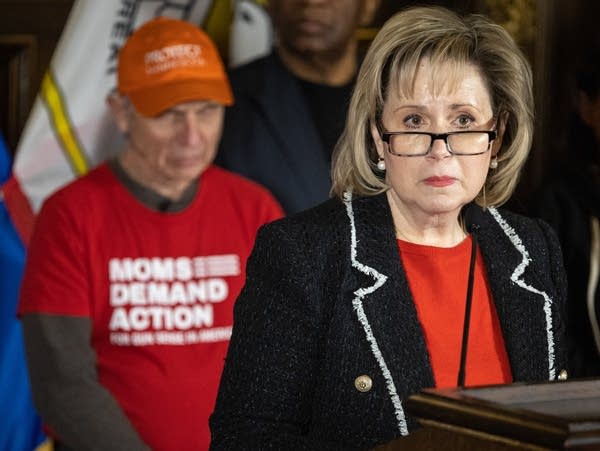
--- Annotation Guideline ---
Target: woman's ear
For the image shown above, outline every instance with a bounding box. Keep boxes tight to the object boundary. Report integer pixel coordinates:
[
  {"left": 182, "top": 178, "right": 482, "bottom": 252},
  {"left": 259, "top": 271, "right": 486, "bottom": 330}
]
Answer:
[
  {"left": 370, "top": 121, "right": 385, "bottom": 160},
  {"left": 491, "top": 111, "right": 509, "bottom": 157}
]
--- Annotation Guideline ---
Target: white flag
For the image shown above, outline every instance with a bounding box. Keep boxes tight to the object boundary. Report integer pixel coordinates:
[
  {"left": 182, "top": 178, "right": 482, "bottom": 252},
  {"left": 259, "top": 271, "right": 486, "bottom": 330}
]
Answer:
[
  {"left": 2, "top": 0, "right": 217, "bottom": 243},
  {"left": 229, "top": 0, "right": 272, "bottom": 68}
]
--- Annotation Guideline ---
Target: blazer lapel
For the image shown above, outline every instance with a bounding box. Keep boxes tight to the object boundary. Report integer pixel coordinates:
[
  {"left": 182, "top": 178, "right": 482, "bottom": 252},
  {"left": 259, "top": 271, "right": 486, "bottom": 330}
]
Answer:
[
  {"left": 476, "top": 206, "right": 554, "bottom": 381},
  {"left": 347, "top": 199, "right": 555, "bottom": 384},
  {"left": 344, "top": 193, "right": 434, "bottom": 435},
  {"left": 343, "top": 197, "right": 556, "bottom": 436}
]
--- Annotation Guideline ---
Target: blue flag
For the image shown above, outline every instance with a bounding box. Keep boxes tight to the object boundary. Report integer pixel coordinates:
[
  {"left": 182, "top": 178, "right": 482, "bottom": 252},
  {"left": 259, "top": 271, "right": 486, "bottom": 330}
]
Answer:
[{"left": 0, "top": 134, "right": 46, "bottom": 450}]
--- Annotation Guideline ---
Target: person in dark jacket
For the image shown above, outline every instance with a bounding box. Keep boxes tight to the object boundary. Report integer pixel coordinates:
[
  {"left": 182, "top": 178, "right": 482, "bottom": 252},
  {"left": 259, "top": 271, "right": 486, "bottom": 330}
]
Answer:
[
  {"left": 531, "top": 47, "right": 600, "bottom": 377},
  {"left": 210, "top": 6, "right": 568, "bottom": 450},
  {"left": 216, "top": 0, "right": 380, "bottom": 214}
]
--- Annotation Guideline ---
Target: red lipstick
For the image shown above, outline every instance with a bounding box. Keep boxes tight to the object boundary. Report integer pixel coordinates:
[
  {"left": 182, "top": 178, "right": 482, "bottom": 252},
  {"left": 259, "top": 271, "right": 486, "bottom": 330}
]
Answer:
[{"left": 424, "top": 176, "right": 455, "bottom": 187}]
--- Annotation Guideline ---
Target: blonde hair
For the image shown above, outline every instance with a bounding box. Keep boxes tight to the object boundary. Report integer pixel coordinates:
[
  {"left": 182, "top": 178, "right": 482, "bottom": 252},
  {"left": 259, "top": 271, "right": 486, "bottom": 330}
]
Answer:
[{"left": 331, "top": 6, "right": 534, "bottom": 207}]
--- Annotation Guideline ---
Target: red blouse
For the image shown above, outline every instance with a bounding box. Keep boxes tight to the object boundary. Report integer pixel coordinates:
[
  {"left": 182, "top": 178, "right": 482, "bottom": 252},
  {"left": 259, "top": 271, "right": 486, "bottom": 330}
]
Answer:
[{"left": 397, "top": 237, "right": 513, "bottom": 388}]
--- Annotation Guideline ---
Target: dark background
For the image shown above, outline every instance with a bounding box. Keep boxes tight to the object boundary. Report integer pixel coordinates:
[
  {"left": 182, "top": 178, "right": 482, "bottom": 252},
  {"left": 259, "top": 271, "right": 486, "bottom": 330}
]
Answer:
[{"left": 1, "top": 0, "right": 598, "bottom": 208}]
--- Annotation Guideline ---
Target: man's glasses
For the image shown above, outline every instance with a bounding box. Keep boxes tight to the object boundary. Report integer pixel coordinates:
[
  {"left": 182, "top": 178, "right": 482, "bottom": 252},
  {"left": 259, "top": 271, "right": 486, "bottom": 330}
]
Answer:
[{"left": 380, "top": 128, "right": 497, "bottom": 157}]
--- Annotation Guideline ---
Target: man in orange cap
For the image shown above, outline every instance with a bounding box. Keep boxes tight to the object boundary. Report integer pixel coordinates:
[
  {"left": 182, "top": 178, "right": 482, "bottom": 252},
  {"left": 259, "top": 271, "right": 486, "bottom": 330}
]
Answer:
[{"left": 18, "top": 17, "right": 282, "bottom": 451}]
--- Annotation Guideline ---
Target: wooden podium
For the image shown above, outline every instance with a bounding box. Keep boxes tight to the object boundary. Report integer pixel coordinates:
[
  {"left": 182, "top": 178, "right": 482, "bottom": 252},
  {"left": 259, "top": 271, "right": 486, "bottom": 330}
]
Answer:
[{"left": 375, "top": 379, "right": 600, "bottom": 450}]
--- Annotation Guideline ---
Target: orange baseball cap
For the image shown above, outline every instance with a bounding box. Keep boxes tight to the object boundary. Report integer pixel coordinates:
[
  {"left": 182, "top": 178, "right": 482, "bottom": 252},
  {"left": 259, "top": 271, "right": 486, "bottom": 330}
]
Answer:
[{"left": 117, "top": 16, "right": 233, "bottom": 117}]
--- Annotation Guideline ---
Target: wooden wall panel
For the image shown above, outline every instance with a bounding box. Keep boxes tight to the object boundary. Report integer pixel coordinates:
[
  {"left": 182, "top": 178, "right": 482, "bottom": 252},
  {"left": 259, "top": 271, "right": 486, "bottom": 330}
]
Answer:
[
  {"left": 0, "top": 34, "right": 37, "bottom": 153},
  {"left": 540, "top": 1, "right": 600, "bottom": 170},
  {"left": 0, "top": 0, "right": 73, "bottom": 153}
]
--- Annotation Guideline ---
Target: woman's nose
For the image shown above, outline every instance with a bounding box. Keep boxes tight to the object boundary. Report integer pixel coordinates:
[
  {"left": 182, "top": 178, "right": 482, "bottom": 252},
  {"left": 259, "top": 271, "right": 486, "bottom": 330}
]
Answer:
[{"left": 427, "top": 136, "right": 451, "bottom": 158}]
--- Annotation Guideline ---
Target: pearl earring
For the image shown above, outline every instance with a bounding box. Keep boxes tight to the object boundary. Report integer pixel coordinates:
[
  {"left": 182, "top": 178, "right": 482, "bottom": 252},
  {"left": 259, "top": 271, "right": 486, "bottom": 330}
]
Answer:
[
  {"left": 377, "top": 158, "right": 386, "bottom": 171},
  {"left": 489, "top": 157, "right": 498, "bottom": 169}
]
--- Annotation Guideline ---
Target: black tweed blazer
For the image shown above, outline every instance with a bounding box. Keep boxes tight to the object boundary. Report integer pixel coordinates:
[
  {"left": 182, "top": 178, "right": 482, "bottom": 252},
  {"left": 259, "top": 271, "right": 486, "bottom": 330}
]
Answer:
[{"left": 210, "top": 193, "right": 568, "bottom": 450}]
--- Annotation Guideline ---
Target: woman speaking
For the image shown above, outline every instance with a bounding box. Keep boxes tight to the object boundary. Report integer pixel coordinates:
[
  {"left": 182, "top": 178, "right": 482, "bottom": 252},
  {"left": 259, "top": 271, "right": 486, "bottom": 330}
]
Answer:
[{"left": 210, "top": 6, "right": 568, "bottom": 450}]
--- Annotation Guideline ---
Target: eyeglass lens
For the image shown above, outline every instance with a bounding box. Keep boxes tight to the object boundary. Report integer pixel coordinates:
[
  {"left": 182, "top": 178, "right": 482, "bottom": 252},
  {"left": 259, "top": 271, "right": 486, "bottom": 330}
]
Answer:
[{"left": 389, "top": 132, "right": 490, "bottom": 155}]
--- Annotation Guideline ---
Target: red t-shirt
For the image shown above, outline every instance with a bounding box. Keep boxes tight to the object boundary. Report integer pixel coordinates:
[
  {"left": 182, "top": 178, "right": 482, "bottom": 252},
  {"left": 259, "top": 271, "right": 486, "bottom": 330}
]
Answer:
[
  {"left": 19, "top": 163, "right": 283, "bottom": 450},
  {"left": 397, "top": 237, "right": 512, "bottom": 388}
]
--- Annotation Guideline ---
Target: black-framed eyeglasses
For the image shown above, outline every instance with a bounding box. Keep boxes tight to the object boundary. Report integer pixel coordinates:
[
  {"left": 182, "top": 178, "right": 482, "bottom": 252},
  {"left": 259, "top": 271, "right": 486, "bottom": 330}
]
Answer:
[{"left": 380, "top": 129, "right": 497, "bottom": 157}]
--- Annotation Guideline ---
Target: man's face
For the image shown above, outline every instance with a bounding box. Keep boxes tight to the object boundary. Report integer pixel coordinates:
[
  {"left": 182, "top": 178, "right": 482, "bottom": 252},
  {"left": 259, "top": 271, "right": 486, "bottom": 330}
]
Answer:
[
  {"left": 268, "top": 0, "right": 368, "bottom": 59},
  {"left": 117, "top": 99, "right": 225, "bottom": 193}
]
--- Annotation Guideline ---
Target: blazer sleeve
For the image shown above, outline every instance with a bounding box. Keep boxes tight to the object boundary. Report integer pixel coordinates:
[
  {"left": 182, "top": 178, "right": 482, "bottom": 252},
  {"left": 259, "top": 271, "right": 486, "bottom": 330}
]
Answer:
[{"left": 209, "top": 221, "right": 340, "bottom": 450}]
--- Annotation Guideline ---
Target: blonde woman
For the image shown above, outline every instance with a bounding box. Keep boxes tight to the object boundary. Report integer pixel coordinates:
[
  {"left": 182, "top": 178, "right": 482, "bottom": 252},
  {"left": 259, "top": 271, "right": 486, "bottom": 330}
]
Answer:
[{"left": 210, "top": 6, "right": 568, "bottom": 450}]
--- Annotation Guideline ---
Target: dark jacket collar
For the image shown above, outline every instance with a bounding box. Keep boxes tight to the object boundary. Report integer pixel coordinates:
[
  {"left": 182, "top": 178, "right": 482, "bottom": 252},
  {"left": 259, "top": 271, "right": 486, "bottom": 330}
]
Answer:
[
  {"left": 346, "top": 193, "right": 554, "bottom": 385},
  {"left": 239, "top": 52, "right": 331, "bottom": 198}
]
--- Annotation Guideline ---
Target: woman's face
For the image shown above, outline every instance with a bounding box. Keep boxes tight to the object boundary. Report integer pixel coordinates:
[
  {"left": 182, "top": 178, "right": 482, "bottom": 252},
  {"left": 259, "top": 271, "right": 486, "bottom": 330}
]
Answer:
[{"left": 372, "top": 58, "right": 497, "bottom": 221}]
